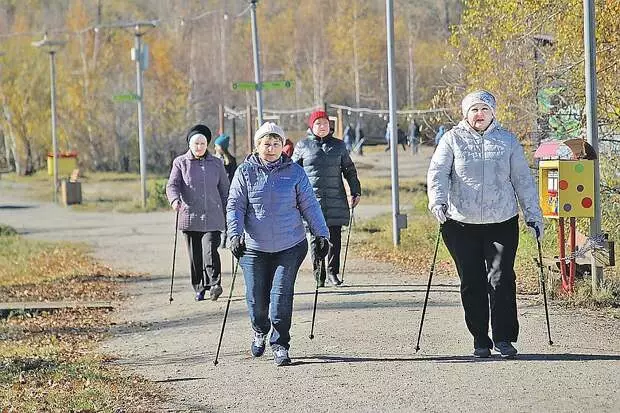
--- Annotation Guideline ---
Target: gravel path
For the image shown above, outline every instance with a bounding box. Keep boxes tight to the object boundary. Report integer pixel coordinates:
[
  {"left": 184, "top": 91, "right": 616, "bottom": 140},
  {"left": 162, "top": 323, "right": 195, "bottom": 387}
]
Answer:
[{"left": 1, "top": 149, "right": 619, "bottom": 412}]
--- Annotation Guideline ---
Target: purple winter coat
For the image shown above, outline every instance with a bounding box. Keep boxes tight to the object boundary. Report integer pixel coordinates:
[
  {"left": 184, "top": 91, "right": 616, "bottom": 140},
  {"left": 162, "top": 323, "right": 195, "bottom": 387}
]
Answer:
[{"left": 166, "top": 150, "right": 229, "bottom": 232}]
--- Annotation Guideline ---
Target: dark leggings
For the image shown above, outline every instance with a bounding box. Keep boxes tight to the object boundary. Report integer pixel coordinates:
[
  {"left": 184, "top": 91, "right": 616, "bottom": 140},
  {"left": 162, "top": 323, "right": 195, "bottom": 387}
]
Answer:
[{"left": 441, "top": 216, "right": 519, "bottom": 349}]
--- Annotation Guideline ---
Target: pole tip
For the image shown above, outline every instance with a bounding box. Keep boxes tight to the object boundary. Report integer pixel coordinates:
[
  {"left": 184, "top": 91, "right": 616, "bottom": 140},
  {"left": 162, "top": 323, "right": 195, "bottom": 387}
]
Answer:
[
  {"left": 309, "top": 334, "right": 314, "bottom": 340},
  {"left": 213, "top": 360, "right": 218, "bottom": 366},
  {"left": 415, "top": 346, "right": 420, "bottom": 353},
  {"left": 169, "top": 297, "right": 173, "bottom": 303},
  {"left": 549, "top": 340, "right": 553, "bottom": 345}
]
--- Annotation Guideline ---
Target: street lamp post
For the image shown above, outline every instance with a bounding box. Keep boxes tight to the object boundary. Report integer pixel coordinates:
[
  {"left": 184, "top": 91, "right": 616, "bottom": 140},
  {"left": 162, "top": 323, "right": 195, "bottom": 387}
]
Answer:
[
  {"left": 33, "top": 35, "right": 66, "bottom": 204},
  {"left": 249, "top": 0, "right": 264, "bottom": 125}
]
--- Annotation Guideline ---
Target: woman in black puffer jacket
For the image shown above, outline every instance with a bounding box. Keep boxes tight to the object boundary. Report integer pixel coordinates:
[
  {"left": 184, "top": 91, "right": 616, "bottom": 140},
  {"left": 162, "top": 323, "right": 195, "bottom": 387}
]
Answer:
[{"left": 292, "top": 110, "right": 362, "bottom": 287}]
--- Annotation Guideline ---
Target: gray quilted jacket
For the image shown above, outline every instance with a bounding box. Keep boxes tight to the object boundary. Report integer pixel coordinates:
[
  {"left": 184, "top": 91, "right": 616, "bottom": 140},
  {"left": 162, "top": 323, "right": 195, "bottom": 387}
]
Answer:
[
  {"left": 427, "top": 120, "right": 542, "bottom": 225},
  {"left": 166, "top": 150, "right": 229, "bottom": 232},
  {"left": 292, "top": 133, "right": 361, "bottom": 226}
]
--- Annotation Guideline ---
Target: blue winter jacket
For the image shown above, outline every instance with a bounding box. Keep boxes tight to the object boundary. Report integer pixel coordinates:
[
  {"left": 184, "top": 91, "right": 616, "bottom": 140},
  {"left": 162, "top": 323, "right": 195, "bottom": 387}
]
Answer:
[{"left": 226, "top": 153, "right": 329, "bottom": 253}]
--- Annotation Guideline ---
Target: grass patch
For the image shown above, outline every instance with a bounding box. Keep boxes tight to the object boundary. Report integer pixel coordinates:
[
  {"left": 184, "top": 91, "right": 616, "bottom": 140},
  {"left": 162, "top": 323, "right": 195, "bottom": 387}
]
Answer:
[
  {"left": 354, "top": 191, "right": 620, "bottom": 310},
  {"left": 359, "top": 177, "right": 427, "bottom": 205},
  {"left": 0, "top": 232, "right": 165, "bottom": 410}
]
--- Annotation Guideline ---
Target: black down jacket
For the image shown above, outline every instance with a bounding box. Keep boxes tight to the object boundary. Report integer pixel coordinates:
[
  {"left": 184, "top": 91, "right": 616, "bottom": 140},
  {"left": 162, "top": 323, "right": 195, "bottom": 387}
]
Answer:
[{"left": 292, "top": 133, "right": 361, "bottom": 226}]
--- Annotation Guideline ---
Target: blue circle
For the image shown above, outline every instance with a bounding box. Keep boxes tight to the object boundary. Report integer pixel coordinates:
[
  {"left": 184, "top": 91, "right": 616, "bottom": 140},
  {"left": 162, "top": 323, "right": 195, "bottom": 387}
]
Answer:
[
  {"left": 577, "top": 184, "right": 584, "bottom": 192},
  {"left": 563, "top": 203, "right": 572, "bottom": 212}
]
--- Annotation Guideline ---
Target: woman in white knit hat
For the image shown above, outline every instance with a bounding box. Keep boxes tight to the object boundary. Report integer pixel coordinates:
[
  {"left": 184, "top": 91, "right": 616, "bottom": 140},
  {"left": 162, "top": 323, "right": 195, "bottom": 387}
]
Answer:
[
  {"left": 427, "top": 90, "right": 543, "bottom": 359},
  {"left": 226, "top": 122, "right": 329, "bottom": 366}
]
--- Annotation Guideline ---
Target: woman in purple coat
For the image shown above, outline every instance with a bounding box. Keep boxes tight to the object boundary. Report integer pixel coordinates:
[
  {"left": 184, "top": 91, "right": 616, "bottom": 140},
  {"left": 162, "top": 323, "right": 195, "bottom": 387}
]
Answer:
[{"left": 167, "top": 124, "right": 230, "bottom": 302}]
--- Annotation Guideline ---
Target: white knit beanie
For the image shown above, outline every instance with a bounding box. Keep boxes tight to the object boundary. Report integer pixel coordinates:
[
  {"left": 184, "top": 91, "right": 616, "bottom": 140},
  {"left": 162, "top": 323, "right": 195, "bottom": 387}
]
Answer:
[
  {"left": 461, "top": 90, "right": 497, "bottom": 118},
  {"left": 254, "top": 122, "right": 286, "bottom": 145}
]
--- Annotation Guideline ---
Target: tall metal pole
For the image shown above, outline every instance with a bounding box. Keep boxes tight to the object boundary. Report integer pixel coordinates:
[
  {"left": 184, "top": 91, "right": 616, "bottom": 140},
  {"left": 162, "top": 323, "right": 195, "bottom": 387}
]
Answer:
[
  {"left": 49, "top": 51, "right": 59, "bottom": 204},
  {"left": 249, "top": 0, "right": 264, "bottom": 126},
  {"left": 135, "top": 32, "right": 147, "bottom": 209},
  {"left": 386, "top": 0, "right": 401, "bottom": 245},
  {"left": 583, "top": 0, "right": 603, "bottom": 289}
]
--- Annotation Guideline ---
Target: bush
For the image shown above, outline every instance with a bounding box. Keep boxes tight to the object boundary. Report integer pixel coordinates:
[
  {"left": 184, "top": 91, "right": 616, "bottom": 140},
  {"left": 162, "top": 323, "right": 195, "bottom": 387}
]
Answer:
[
  {"left": 146, "top": 179, "right": 169, "bottom": 211},
  {"left": 0, "top": 224, "right": 17, "bottom": 237}
]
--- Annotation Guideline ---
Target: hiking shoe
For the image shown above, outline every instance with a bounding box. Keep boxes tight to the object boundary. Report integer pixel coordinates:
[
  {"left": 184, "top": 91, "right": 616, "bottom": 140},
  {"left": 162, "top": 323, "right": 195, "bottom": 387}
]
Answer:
[
  {"left": 272, "top": 345, "right": 291, "bottom": 366},
  {"left": 251, "top": 332, "right": 267, "bottom": 357},
  {"left": 209, "top": 284, "right": 223, "bottom": 301},
  {"left": 327, "top": 273, "right": 343, "bottom": 287},
  {"left": 473, "top": 347, "right": 491, "bottom": 358},
  {"left": 494, "top": 341, "right": 518, "bottom": 358},
  {"left": 194, "top": 289, "right": 206, "bottom": 301}
]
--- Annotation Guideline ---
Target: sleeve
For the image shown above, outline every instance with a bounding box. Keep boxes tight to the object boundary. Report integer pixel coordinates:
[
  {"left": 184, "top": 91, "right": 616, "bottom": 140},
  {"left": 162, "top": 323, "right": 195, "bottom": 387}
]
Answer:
[
  {"left": 341, "top": 149, "right": 361, "bottom": 196},
  {"left": 510, "top": 138, "right": 543, "bottom": 224},
  {"left": 226, "top": 166, "right": 249, "bottom": 239},
  {"left": 426, "top": 134, "right": 454, "bottom": 210},
  {"left": 296, "top": 167, "right": 329, "bottom": 238},
  {"left": 217, "top": 160, "right": 230, "bottom": 215},
  {"left": 291, "top": 140, "right": 303, "bottom": 166},
  {"left": 166, "top": 159, "right": 182, "bottom": 206}
]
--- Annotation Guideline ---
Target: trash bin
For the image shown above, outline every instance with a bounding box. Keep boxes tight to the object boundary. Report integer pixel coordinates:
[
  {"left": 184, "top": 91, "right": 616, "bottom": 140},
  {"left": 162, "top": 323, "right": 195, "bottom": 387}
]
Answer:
[
  {"left": 61, "top": 179, "right": 82, "bottom": 206},
  {"left": 47, "top": 151, "right": 78, "bottom": 177}
]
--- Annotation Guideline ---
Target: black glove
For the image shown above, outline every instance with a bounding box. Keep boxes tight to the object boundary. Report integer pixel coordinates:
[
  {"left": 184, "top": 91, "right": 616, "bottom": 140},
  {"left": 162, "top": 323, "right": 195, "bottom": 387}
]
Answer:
[
  {"left": 229, "top": 236, "right": 246, "bottom": 259},
  {"left": 313, "top": 236, "right": 330, "bottom": 260}
]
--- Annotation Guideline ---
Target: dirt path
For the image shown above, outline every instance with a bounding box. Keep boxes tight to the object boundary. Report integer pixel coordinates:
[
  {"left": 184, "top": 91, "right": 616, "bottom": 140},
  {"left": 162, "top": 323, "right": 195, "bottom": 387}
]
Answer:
[{"left": 1, "top": 150, "right": 619, "bottom": 412}]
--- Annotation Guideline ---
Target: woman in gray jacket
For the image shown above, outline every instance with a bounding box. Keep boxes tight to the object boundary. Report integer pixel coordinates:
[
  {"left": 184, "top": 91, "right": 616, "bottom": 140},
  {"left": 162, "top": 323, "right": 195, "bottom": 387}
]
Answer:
[
  {"left": 427, "top": 90, "right": 543, "bottom": 359},
  {"left": 227, "top": 122, "right": 329, "bottom": 367},
  {"left": 167, "top": 124, "right": 229, "bottom": 302}
]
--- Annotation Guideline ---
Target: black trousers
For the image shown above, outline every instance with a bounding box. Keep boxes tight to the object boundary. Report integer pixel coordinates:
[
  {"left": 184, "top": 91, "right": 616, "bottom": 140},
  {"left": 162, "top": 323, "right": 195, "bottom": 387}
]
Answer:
[
  {"left": 183, "top": 231, "right": 222, "bottom": 292},
  {"left": 441, "top": 216, "right": 519, "bottom": 349},
  {"left": 311, "top": 225, "right": 342, "bottom": 282}
]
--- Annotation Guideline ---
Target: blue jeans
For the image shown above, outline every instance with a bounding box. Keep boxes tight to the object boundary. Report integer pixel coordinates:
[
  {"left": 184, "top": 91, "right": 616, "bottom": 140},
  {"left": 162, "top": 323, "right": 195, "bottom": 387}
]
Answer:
[{"left": 239, "top": 239, "right": 308, "bottom": 350}]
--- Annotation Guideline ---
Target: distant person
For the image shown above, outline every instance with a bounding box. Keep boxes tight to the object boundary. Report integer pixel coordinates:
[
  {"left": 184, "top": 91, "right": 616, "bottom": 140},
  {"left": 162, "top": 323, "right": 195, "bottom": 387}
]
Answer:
[
  {"left": 435, "top": 125, "right": 446, "bottom": 146},
  {"left": 293, "top": 110, "right": 361, "bottom": 287},
  {"left": 343, "top": 124, "right": 354, "bottom": 153},
  {"left": 427, "top": 90, "right": 543, "bottom": 359},
  {"left": 227, "top": 122, "right": 329, "bottom": 366},
  {"left": 354, "top": 121, "right": 365, "bottom": 155},
  {"left": 167, "top": 124, "right": 229, "bottom": 302},
  {"left": 214, "top": 134, "right": 237, "bottom": 183},
  {"left": 385, "top": 123, "right": 407, "bottom": 151},
  {"left": 409, "top": 120, "right": 421, "bottom": 155},
  {"left": 282, "top": 137, "right": 295, "bottom": 158}
]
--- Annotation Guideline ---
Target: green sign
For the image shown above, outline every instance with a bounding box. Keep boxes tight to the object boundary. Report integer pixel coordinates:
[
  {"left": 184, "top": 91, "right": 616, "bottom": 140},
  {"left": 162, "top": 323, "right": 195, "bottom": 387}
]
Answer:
[
  {"left": 113, "top": 93, "right": 140, "bottom": 102},
  {"left": 261, "top": 80, "right": 294, "bottom": 90},
  {"left": 232, "top": 81, "right": 257, "bottom": 91},
  {"left": 231, "top": 80, "right": 294, "bottom": 91}
]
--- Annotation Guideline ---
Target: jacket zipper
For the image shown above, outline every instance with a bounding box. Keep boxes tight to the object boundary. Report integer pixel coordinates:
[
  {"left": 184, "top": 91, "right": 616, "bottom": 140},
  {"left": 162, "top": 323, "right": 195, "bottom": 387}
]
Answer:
[{"left": 480, "top": 133, "right": 485, "bottom": 223}]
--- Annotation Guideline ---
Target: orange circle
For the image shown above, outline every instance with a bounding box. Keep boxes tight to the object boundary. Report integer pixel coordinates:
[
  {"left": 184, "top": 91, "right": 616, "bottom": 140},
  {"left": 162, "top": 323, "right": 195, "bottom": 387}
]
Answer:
[
  {"left": 559, "top": 180, "right": 569, "bottom": 190},
  {"left": 582, "top": 197, "right": 593, "bottom": 208}
]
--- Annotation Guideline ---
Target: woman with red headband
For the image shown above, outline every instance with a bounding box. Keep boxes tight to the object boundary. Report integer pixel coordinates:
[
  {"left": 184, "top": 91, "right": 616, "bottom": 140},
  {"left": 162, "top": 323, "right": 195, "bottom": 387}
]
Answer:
[{"left": 292, "top": 110, "right": 362, "bottom": 287}]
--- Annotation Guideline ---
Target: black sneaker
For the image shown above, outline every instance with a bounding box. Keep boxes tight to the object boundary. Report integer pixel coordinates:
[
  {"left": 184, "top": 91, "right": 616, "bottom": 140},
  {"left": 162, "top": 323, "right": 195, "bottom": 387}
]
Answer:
[
  {"left": 327, "top": 273, "right": 342, "bottom": 287},
  {"left": 251, "top": 332, "right": 266, "bottom": 357},
  {"left": 209, "top": 285, "right": 223, "bottom": 301},
  {"left": 473, "top": 347, "right": 491, "bottom": 358},
  {"left": 494, "top": 341, "right": 518, "bottom": 358},
  {"left": 272, "top": 344, "right": 291, "bottom": 366}
]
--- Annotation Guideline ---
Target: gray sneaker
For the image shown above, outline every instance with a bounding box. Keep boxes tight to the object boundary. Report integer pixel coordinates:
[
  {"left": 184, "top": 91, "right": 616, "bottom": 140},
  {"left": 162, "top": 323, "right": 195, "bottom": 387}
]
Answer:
[
  {"left": 209, "top": 284, "right": 223, "bottom": 301},
  {"left": 251, "top": 332, "right": 266, "bottom": 357},
  {"left": 272, "top": 345, "right": 291, "bottom": 366},
  {"left": 494, "top": 341, "right": 518, "bottom": 358}
]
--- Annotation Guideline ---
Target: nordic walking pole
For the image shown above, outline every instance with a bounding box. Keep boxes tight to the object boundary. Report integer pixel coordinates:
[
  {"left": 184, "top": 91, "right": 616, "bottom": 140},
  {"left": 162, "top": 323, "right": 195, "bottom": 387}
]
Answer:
[
  {"left": 168, "top": 209, "right": 180, "bottom": 304},
  {"left": 309, "top": 257, "right": 324, "bottom": 340},
  {"left": 213, "top": 257, "right": 240, "bottom": 366},
  {"left": 340, "top": 207, "right": 355, "bottom": 283},
  {"left": 536, "top": 238, "right": 553, "bottom": 345},
  {"left": 415, "top": 227, "right": 442, "bottom": 352}
]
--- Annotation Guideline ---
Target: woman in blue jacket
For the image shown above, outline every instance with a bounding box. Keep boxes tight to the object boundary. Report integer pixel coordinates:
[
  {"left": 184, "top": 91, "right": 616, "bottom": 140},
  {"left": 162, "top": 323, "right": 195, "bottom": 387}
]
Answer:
[{"left": 227, "top": 122, "right": 329, "bottom": 367}]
